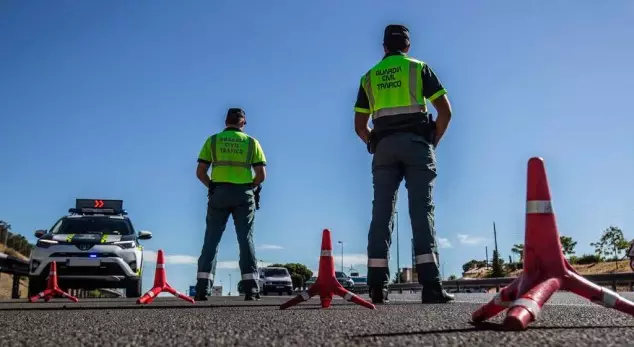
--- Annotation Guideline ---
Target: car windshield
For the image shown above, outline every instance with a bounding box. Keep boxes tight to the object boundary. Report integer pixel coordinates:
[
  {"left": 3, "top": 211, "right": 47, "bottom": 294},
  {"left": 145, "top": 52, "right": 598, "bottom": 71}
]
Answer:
[
  {"left": 263, "top": 268, "right": 288, "bottom": 277},
  {"left": 51, "top": 217, "right": 133, "bottom": 235},
  {"left": 335, "top": 272, "right": 347, "bottom": 278}
]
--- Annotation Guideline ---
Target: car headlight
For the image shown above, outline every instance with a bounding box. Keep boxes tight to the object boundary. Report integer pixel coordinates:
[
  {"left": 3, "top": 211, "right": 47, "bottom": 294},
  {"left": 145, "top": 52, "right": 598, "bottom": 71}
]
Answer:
[
  {"left": 30, "top": 260, "right": 41, "bottom": 272},
  {"left": 113, "top": 241, "right": 136, "bottom": 249},
  {"left": 36, "top": 239, "right": 58, "bottom": 248}
]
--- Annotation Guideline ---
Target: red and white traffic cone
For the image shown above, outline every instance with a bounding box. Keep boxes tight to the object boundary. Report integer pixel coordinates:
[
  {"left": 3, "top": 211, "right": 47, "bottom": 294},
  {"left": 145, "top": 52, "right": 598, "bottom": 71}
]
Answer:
[
  {"left": 137, "top": 249, "right": 195, "bottom": 304},
  {"left": 280, "top": 229, "right": 375, "bottom": 310},
  {"left": 28, "top": 261, "right": 78, "bottom": 303},
  {"left": 472, "top": 157, "right": 634, "bottom": 330}
]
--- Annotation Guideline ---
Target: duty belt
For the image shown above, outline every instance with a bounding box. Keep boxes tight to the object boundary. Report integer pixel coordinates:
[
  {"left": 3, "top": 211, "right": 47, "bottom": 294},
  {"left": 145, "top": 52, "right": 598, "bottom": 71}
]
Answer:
[{"left": 367, "top": 116, "right": 436, "bottom": 154}]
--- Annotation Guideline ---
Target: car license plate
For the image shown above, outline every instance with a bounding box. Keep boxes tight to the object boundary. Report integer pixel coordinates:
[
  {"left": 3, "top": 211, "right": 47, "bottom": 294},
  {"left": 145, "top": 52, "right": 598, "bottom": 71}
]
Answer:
[
  {"left": 276, "top": 286, "right": 285, "bottom": 289},
  {"left": 68, "top": 258, "right": 100, "bottom": 267}
]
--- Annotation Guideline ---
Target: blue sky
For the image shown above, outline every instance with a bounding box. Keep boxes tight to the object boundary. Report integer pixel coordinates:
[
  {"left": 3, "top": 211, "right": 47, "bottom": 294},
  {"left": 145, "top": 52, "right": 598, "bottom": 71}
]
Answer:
[{"left": 1, "top": 1, "right": 633, "bottom": 296}]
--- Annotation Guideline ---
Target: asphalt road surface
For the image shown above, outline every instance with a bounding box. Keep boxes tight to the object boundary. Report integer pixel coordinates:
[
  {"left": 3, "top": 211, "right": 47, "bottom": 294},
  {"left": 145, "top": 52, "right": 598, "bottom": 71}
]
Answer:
[{"left": 2, "top": 292, "right": 634, "bottom": 346}]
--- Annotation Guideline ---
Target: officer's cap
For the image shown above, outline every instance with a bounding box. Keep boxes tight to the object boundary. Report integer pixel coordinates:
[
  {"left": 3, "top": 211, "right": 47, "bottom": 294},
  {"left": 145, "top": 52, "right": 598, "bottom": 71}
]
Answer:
[
  {"left": 383, "top": 24, "right": 410, "bottom": 44},
  {"left": 226, "top": 107, "right": 246, "bottom": 125}
]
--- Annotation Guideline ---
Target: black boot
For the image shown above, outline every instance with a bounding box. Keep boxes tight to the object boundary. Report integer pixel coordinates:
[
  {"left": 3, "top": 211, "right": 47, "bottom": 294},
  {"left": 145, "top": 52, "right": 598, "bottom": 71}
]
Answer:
[
  {"left": 369, "top": 284, "right": 389, "bottom": 304},
  {"left": 244, "top": 281, "right": 261, "bottom": 301},
  {"left": 421, "top": 281, "right": 454, "bottom": 304},
  {"left": 193, "top": 279, "right": 209, "bottom": 301}
]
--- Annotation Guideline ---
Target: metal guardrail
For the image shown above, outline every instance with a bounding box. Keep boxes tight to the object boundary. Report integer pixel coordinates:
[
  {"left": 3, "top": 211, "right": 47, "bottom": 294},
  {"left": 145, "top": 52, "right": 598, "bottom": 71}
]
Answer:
[
  {"left": 351, "top": 272, "right": 634, "bottom": 294},
  {"left": 0, "top": 251, "right": 30, "bottom": 299}
]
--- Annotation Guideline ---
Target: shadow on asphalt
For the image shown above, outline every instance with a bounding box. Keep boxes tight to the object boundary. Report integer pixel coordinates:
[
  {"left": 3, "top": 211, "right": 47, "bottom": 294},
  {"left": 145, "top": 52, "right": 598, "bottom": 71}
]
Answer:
[
  {"left": 0, "top": 302, "right": 287, "bottom": 311},
  {"left": 353, "top": 321, "right": 634, "bottom": 338}
]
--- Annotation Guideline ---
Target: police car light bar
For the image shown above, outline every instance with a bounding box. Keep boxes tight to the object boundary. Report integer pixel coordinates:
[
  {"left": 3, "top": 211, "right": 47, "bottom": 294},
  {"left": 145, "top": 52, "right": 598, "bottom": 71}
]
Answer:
[{"left": 71, "top": 199, "right": 126, "bottom": 215}]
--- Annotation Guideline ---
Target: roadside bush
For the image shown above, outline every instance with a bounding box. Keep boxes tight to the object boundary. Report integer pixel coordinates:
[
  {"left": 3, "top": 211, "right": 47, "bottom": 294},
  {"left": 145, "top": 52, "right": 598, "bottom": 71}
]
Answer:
[{"left": 575, "top": 254, "right": 602, "bottom": 265}]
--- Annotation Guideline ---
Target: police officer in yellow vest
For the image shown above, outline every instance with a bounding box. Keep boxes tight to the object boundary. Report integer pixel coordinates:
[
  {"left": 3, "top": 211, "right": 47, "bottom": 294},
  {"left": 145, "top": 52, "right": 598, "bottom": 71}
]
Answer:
[
  {"left": 194, "top": 108, "right": 267, "bottom": 301},
  {"left": 354, "top": 24, "right": 454, "bottom": 304}
]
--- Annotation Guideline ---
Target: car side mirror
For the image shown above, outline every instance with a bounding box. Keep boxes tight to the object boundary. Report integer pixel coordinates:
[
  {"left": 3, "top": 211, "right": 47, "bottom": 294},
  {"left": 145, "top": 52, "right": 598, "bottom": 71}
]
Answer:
[
  {"left": 34, "top": 229, "right": 46, "bottom": 238},
  {"left": 138, "top": 230, "right": 153, "bottom": 240}
]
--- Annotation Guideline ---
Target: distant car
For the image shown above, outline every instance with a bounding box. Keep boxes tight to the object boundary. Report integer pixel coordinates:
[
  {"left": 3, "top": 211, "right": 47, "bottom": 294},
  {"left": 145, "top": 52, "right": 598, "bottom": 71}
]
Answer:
[
  {"left": 259, "top": 267, "right": 293, "bottom": 295},
  {"left": 335, "top": 271, "right": 355, "bottom": 291},
  {"left": 305, "top": 276, "right": 317, "bottom": 287},
  {"left": 28, "top": 199, "right": 152, "bottom": 298}
]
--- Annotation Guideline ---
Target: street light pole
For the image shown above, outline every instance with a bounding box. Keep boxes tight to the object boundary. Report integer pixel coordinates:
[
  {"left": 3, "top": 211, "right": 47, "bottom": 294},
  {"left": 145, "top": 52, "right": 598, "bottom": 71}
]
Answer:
[
  {"left": 337, "top": 241, "right": 343, "bottom": 273},
  {"left": 395, "top": 210, "right": 400, "bottom": 283}
]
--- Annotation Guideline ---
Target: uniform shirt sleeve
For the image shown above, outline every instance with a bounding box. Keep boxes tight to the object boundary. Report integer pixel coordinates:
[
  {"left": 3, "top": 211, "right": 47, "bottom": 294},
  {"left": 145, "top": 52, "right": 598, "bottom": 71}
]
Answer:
[
  {"left": 421, "top": 64, "right": 447, "bottom": 102},
  {"left": 250, "top": 138, "right": 266, "bottom": 166},
  {"left": 197, "top": 136, "right": 212, "bottom": 164},
  {"left": 353, "top": 76, "right": 371, "bottom": 114}
]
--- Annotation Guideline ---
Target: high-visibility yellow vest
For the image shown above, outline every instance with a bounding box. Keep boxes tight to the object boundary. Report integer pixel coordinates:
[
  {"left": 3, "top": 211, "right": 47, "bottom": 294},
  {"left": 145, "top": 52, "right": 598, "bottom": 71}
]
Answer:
[
  {"left": 207, "top": 129, "right": 256, "bottom": 184},
  {"left": 360, "top": 54, "right": 428, "bottom": 121}
]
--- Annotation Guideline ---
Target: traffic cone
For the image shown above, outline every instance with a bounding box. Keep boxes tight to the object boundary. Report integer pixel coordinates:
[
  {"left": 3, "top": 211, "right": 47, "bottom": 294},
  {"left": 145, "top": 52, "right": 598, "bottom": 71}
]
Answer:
[
  {"left": 280, "top": 229, "right": 375, "bottom": 310},
  {"left": 28, "top": 261, "right": 78, "bottom": 303},
  {"left": 472, "top": 157, "right": 634, "bottom": 330},
  {"left": 137, "top": 249, "right": 195, "bottom": 304}
]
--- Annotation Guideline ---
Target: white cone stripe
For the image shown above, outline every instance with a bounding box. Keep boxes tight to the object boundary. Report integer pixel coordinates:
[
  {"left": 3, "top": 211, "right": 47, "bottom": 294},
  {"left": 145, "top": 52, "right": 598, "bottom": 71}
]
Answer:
[
  {"left": 300, "top": 291, "right": 310, "bottom": 301},
  {"left": 344, "top": 292, "right": 354, "bottom": 301},
  {"left": 526, "top": 200, "right": 553, "bottom": 214},
  {"left": 599, "top": 287, "right": 620, "bottom": 308},
  {"left": 510, "top": 298, "right": 542, "bottom": 319},
  {"left": 157, "top": 264, "right": 165, "bottom": 269},
  {"left": 320, "top": 250, "right": 332, "bottom": 256},
  {"left": 148, "top": 291, "right": 155, "bottom": 297}
]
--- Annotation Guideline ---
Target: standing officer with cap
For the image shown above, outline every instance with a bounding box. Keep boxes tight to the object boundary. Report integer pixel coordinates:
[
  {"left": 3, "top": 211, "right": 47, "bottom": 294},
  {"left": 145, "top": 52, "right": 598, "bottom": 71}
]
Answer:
[
  {"left": 194, "top": 107, "right": 267, "bottom": 301},
  {"left": 353, "top": 24, "right": 454, "bottom": 304}
]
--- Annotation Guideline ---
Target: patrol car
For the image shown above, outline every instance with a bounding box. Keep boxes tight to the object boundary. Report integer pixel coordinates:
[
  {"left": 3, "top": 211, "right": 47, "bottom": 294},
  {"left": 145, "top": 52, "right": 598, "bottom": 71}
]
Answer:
[{"left": 28, "top": 199, "right": 152, "bottom": 298}]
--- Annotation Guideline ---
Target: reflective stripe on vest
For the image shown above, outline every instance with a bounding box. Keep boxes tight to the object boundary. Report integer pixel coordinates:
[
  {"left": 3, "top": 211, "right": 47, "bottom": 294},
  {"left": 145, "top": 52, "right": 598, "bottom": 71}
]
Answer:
[
  {"left": 362, "top": 56, "right": 427, "bottom": 120},
  {"left": 209, "top": 134, "right": 255, "bottom": 169}
]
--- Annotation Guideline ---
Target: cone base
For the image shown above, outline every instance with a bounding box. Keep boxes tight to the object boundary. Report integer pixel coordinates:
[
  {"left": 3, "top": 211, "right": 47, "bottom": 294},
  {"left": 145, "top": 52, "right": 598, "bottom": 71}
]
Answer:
[
  {"left": 29, "top": 287, "right": 79, "bottom": 303},
  {"left": 504, "top": 307, "right": 532, "bottom": 331},
  {"left": 137, "top": 284, "right": 195, "bottom": 305}
]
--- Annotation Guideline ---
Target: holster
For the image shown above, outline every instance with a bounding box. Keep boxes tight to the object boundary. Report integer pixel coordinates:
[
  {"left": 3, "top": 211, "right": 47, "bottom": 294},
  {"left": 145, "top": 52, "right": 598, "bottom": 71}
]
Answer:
[
  {"left": 367, "top": 113, "right": 436, "bottom": 155},
  {"left": 254, "top": 185, "right": 262, "bottom": 210},
  {"left": 207, "top": 182, "right": 217, "bottom": 199}
]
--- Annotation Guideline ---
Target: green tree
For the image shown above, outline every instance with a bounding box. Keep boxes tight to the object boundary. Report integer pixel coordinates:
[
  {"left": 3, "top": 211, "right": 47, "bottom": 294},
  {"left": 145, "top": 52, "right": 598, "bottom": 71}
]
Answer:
[
  {"left": 560, "top": 235, "right": 577, "bottom": 257},
  {"left": 462, "top": 259, "right": 486, "bottom": 273},
  {"left": 591, "top": 226, "right": 630, "bottom": 268},
  {"left": 511, "top": 244, "right": 524, "bottom": 262},
  {"left": 447, "top": 274, "right": 458, "bottom": 280},
  {"left": 489, "top": 250, "right": 506, "bottom": 278}
]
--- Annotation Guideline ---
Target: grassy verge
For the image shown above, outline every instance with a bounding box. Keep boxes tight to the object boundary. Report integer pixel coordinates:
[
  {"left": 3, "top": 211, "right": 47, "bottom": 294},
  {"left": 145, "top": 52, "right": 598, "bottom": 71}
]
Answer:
[
  {"left": 465, "top": 259, "right": 633, "bottom": 279},
  {"left": 0, "top": 244, "right": 29, "bottom": 299}
]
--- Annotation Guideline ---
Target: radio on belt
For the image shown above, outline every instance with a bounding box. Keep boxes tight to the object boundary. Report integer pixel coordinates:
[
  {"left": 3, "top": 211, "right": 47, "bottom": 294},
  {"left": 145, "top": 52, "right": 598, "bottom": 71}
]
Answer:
[{"left": 72, "top": 199, "right": 124, "bottom": 214}]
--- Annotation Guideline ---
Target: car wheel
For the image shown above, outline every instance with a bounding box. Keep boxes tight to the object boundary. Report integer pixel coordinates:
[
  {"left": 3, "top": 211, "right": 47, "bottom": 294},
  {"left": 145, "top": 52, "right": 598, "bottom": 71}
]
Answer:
[
  {"left": 287, "top": 289, "right": 293, "bottom": 295},
  {"left": 125, "top": 278, "right": 142, "bottom": 298}
]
